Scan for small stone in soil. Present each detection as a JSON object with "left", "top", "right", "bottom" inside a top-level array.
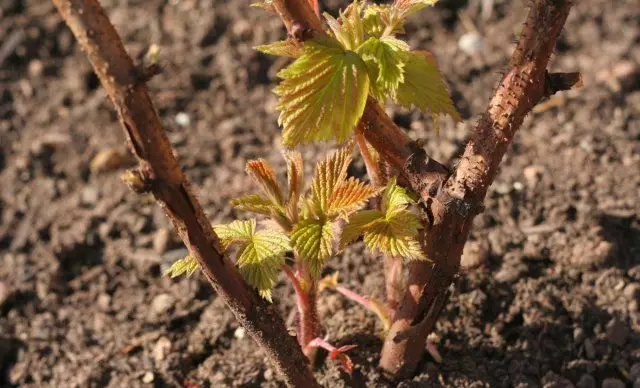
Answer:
[
  {"left": 576, "top": 374, "right": 596, "bottom": 388},
  {"left": 601, "top": 378, "right": 625, "bottom": 388},
  {"left": 605, "top": 317, "right": 629, "bottom": 346},
  {"left": 141, "top": 371, "right": 154, "bottom": 384},
  {"left": 153, "top": 228, "right": 170, "bottom": 254},
  {"left": 151, "top": 293, "right": 175, "bottom": 315},
  {"left": 461, "top": 240, "right": 489, "bottom": 269},
  {"left": 583, "top": 338, "right": 596, "bottom": 359},
  {"left": 153, "top": 336, "right": 172, "bottom": 363}
]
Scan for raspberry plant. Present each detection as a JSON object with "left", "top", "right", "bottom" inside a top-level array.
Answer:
[
  {"left": 166, "top": 0, "right": 457, "bottom": 370},
  {"left": 54, "top": 0, "right": 578, "bottom": 384}
]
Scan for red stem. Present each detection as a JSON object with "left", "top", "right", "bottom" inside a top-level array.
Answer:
[{"left": 282, "top": 265, "right": 322, "bottom": 359}]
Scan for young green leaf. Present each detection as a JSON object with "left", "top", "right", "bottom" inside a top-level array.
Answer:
[
  {"left": 231, "top": 194, "right": 280, "bottom": 217},
  {"left": 327, "top": 177, "right": 381, "bottom": 218},
  {"left": 393, "top": 0, "right": 438, "bottom": 19},
  {"left": 250, "top": 0, "right": 274, "bottom": 11},
  {"left": 274, "top": 37, "right": 370, "bottom": 146},
  {"left": 290, "top": 218, "right": 335, "bottom": 277},
  {"left": 255, "top": 40, "right": 302, "bottom": 58},
  {"left": 395, "top": 50, "right": 460, "bottom": 122},
  {"left": 284, "top": 151, "right": 304, "bottom": 223},
  {"left": 362, "top": 5, "right": 390, "bottom": 38},
  {"left": 309, "top": 145, "right": 352, "bottom": 215},
  {"left": 340, "top": 179, "right": 426, "bottom": 260},
  {"left": 357, "top": 36, "right": 409, "bottom": 100},
  {"left": 324, "top": 1, "right": 365, "bottom": 51},
  {"left": 213, "top": 220, "right": 291, "bottom": 301},
  {"left": 246, "top": 159, "right": 284, "bottom": 206},
  {"left": 164, "top": 254, "right": 200, "bottom": 278}
]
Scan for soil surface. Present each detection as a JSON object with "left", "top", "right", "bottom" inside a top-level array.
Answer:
[{"left": 1, "top": 0, "right": 639, "bottom": 387}]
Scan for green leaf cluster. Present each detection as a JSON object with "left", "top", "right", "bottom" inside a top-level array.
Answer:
[{"left": 256, "top": 0, "right": 459, "bottom": 147}]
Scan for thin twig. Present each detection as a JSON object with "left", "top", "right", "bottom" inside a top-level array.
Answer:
[{"left": 51, "top": 0, "right": 317, "bottom": 386}]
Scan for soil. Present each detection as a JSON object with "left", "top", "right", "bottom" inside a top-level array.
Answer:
[{"left": 1, "top": 0, "right": 639, "bottom": 387}]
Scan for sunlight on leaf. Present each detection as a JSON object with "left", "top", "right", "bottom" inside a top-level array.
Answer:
[
  {"left": 164, "top": 254, "right": 199, "bottom": 278},
  {"left": 290, "top": 218, "right": 335, "bottom": 277},
  {"left": 275, "top": 37, "right": 370, "bottom": 147},
  {"left": 393, "top": 0, "right": 438, "bottom": 18},
  {"left": 357, "top": 36, "right": 409, "bottom": 100},
  {"left": 231, "top": 194, "right": 279, "bottom": 216},
  {"left": 246, "top": 159, "right": 284, "bottom": 206},
  {"left": 324, "top": 1, "right": 365, "bottom": 51},
  {"left": 309, "top": 145, "right": 351, "bottom": 215},
  {"left": 340, "top": 178, "right": 426, "bottom": 260},
  {"left": 327, "top": 177, "right": 381, "bottom": 219},
  {"left": 395, "top": 50, "right": 460, "bottom": 122},
  {"left": 284, "top": 151, "right": 304, "bottom": 223},
  {"left": 255, "top": 40, "right": 302, "bottom": 58},
  {"left": 214, "top": 220, "right": 290, "bottom": 302}
]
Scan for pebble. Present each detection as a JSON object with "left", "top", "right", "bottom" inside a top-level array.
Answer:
[
  {"left": 234, "top": 327, "right": 246, "bottom": 339},
  {"left": 151, "top": 293, "right": 175, "bottom": 315},
  {"left": 80, "top": 186, "right": 100, "bottom": 207},
  {"left": 523, "top": 165, "right": 546, "bottom": 188},
  {"left": 576, "top": 374, "right": 596, "bottom": 388},
  {"left": 0, "top": 282, "right": 8, "bottom": 307},
  {"left": 175, "top": 112, "right": 191, "bottom": 127},
  {"left": 263, "top": 368, "right": 274, "bottom": 381},
  {"left": 458, "top": 32, "right": 484, "bottom": 56},
  {"left": 90, "top": 148, "right": 125, "bottom": 173},
  {"left": 97, "top": 293, "right": 111, "bottom": 311},
  {"left": 623, "top": 283, "right": 639, "bottom": 300},
  {"left": 573, "top": 327, "right": 585, "bottom": 342},
  {"left": 142, "top": 371, "right": 154, "bottom": 384},
  {"left": 153, "top": 336, "right": 172, "bottom": 363},
  {"left": 584, "top": 338, "right": 596, "bottom": 359},
  {"left": 461, "top": 240, "right": 489, "bottom": 269},
  {"left": 605, "top": 318, "right": 628, "bottom": 346},
  {"left": 601, "top": 378, "right": 625, "bottom": 388},
  {"left": 153, "top": 228, "right": 170, "bottom": 254}
]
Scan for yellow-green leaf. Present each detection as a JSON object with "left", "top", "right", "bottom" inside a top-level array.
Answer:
[
  {"left": 255, "top": 40, "right": 302, "bottom": 58},
  {"left": 395, "top": 50, "right": 460, "bottom": 122},
  {"left": 231, "top": 194, "right": 280, "bottom": 216},
  {"left": 290, "top": 218, "right": 335, "bottom": 277},
  {"left": 284, "top": 151, "right": 304, "bottom": 222},
  {"left": 340, "top": 209, "right": 384, "bottom": 247},
  {"left": 250, "top": 0, "right": 274, "bottom": 11},
  {"left": 357, "top": 36, "right": 409, "bottom": 101},
  {"left": 213, "top": 219, "right": 256, "bottom": 249},
  {"left": 246, "top": 159, "right": 284, "bottom": 206},
  {"left": 214, "top": 220, "right": 290, "bottom": 302},
  {"left": 362, "top": 5, "right": 389, "bottom": 38},
  {"left": 164, "top": 254, "right": 200, "bottom": 278},
  {"left": 340, "top": 179, "right": 426, "bottom": 261},
  {"left": 393, "top": 0, "right": 438, "bottom": 18},
  {"left": 274, "top": 37, "right": 370, "bottom": 147},
  {"left": 310, "top": 145, "right": 352, "bottom": 215},
  {"left": 324, "top": 1, "right": 365, "bottom": 51},
  {"left": 328, "top": 177, "right": 381, "bottom": 218}
]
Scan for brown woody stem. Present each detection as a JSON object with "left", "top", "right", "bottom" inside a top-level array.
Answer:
[
  {"left": 51, "top": 0, "right": 318, "bottom": 386},
  {"left": 380, "top": 0, "right": 577, "bottom": 378}
]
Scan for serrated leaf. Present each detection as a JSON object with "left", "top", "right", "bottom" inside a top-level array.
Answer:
[
  {"left": 236, "top": 229, "right": 290, "bottom": 302},
  {"left": 340, "top": 209, "right": 385, "bottom": 247},
  {"left": 250, "top": 0, "right": 274, "bottom": 11},
  {"left": 324, "top": 1, "right": 365, "bottom": 51},
  {"left": 231, "top": 194, "right": 280, "bottom": 216},
  {"left": 290, "top": 218, "right": 335, "bottom": 277},
  {"left": 340, "top": 179, "right": 426, "bottom": 260},
  {"left": 284, "top": 151, "right": 304, "bottom": 222},
  {"left": 310, "top": 146, "right": 352, "bottom": 215},
  {"left": 164, "top": 254, "right": 200, "bottom": 278},
  {"left": 362, "top": 5, "right": 388, "bottom": 38},
  {"left": 274, "top": 37, "right": 370, "bottom": 147},
  {"left": 246, "top": 159, "right": 284, "bottom": 206},
  {"left": 328, "top": 177, "right": 380, "bottom": 218},
  {"left": 395, "top": 50, "right": 460, "bottom": 122},
  {"left": 357, "top": 36, "right": 409, "bottom": 101},
  {"left": 213, "top": 219, "right": 256, "bottom": 249},
  {"left": 255, "top": 40, "right": 302, "bottom": 58},
  {"left": 393, "top": 0, "right": 438, "bottom": 18},
  {"left": 214, "top": 220, "right": 290, "bottom": 302}
]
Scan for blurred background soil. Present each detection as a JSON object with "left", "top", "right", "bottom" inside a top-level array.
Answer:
[{"left": 0, "top": 0, "right": 638, "bottom": 386}]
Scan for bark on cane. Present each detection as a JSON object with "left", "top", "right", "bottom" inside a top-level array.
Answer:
[
  {"left": 51, "top": 0, "right": 318, "bottom": 386},
  {"left": 379, "top": 0, "right": 578, "bottom": 378}
]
